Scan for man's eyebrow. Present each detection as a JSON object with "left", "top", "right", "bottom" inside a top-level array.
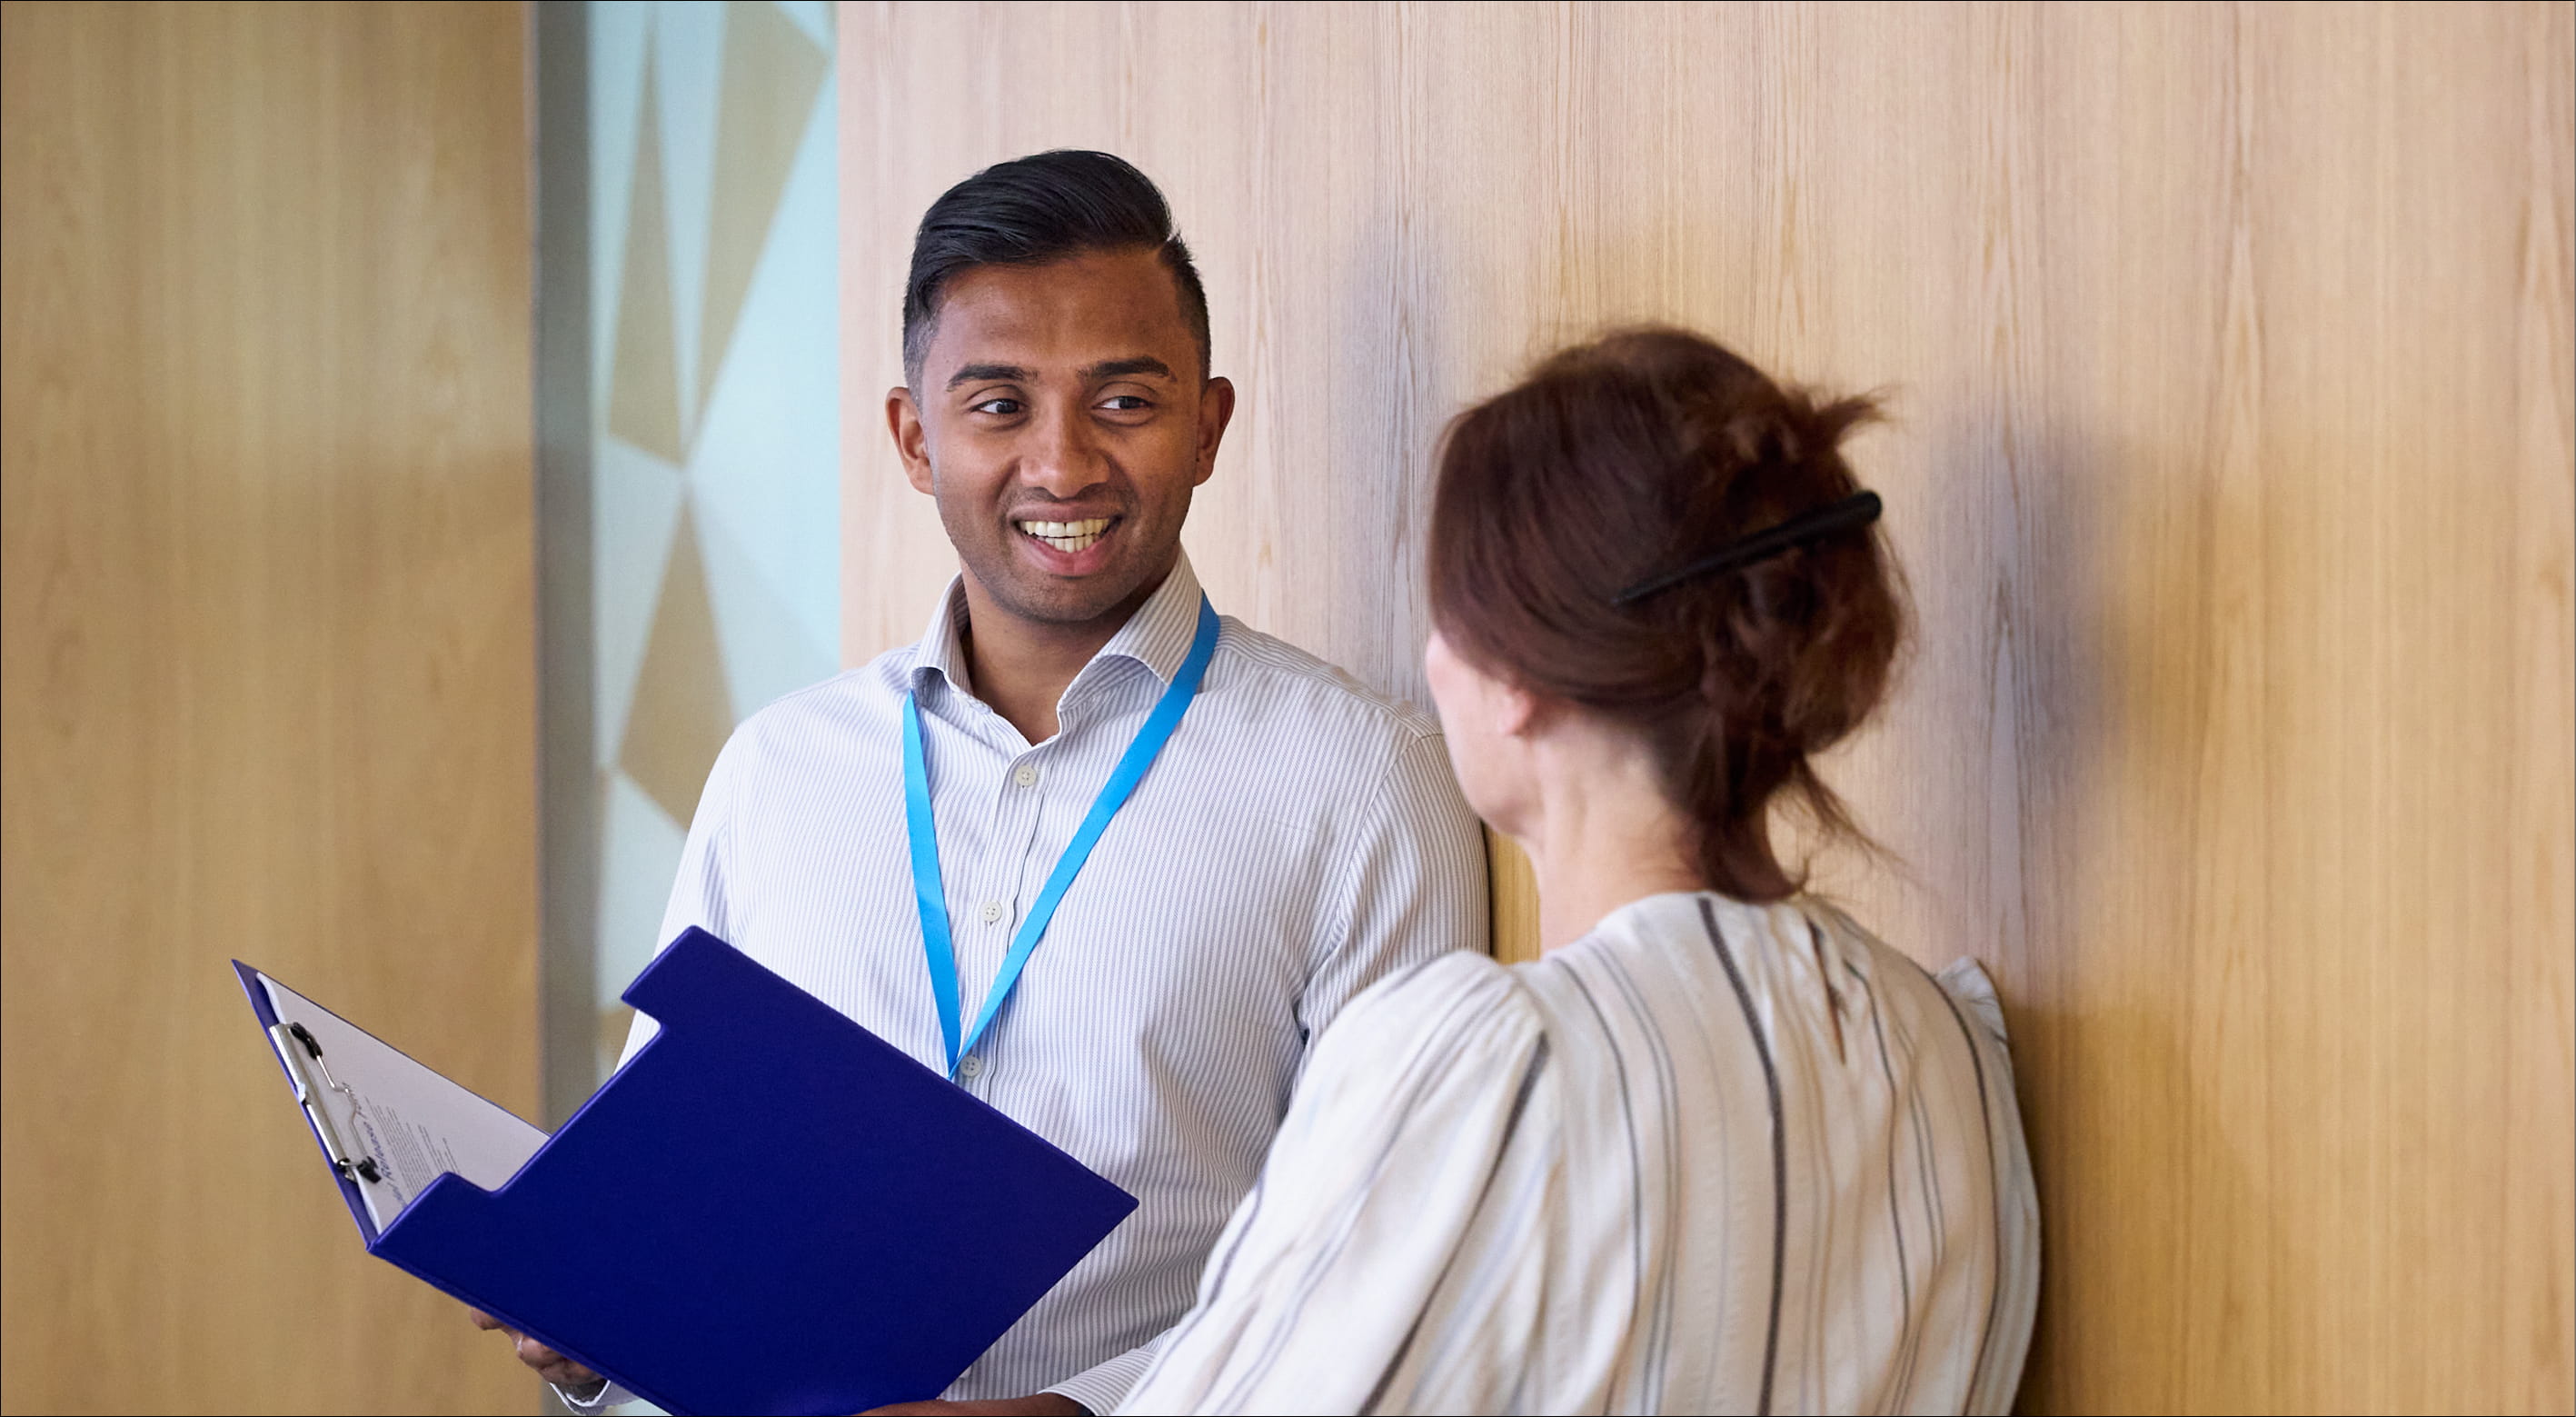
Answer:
[
  {"left": 945, "top": 362, "right": 1033, "bottom": 391},
  {"left": 1084, "top": 356, "right": 1176, "bottom": 382}
]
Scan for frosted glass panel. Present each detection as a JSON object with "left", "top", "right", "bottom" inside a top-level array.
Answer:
[{"left": 537, "top": 0, "right": 840, "bottom": 1136}]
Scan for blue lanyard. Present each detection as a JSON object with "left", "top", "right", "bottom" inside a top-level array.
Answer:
[{"left": 901, "top": 594, "right": 1219, "bottom": 1081}]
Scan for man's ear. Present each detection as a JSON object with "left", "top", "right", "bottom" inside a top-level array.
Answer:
[
  {"left": 1192, "top": 375, "right": 1237, "bottom": 487},
  {"left": 886, "top": 386, "right": 935, "bottom": 494}
]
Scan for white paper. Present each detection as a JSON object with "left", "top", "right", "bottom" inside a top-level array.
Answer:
[{"left": 259, "top": 974, "right": 550, "bottom": 1233}]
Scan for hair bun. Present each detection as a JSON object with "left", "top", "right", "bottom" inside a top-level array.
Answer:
[{"left": 1427, "top": 325, "right": 1907, "bottom": 902}]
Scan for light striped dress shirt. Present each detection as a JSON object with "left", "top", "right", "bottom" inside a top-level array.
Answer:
[
  {"left": 1121, "top": 891, "right": 2041, "bottom": 1416},
  {"left": 574, "top": 554, "right": 1488, "bottom": 1413}
]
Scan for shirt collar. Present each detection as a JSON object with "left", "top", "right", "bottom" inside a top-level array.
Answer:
[
  {"left": 909, "top": 551, "right": 1208, "bottom": 703},
  {"left": 1091, "top": 551, "right": 1208, "bottom": 686}
]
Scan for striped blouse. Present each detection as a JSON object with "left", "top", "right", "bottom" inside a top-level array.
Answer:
[{"left": 1119, "top": 891, "right": 2040, "bottom": 1416}]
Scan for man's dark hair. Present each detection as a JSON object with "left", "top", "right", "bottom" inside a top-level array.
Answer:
[{"left": 902, "top": 149, "right": 1211, "bottom": 385}]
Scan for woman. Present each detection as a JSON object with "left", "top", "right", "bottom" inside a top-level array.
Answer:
[{"left": 1119, "top": 328, "right": 2039, "bottom": 1416}]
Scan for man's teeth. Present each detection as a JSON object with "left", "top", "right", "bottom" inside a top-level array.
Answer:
[{"left": 1017, "top": 517, "right": 1111, "bottom": 553}]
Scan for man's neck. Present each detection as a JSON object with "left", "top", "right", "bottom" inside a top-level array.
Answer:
[{"left": 954, "top": 565, "right": 1172, "bottom": 743}]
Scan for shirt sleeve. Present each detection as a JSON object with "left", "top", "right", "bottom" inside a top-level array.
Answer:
[
  {"left": 1295, "top": 730, "right": 1491, "bottom": 1058},
  {"left": 1040, "top": 1336, "right": 1163, "bottom": 1414},
  {"left": 1070, "top": 731, "right": 1485, "bottom": 1414},
  {"left": 1934, "top": 958, "right": 2043, "bottom": 1417},
  {"left": 552, "top": 1375, "right": 624, "bottom": 1412},
  {"left": 1118, "top": 953, "right": 1551, "bottom": 1416}
]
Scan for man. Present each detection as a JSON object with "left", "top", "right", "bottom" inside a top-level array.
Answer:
[{"left": 478, "top": 150, "right": 1487, "bottom": 1415}]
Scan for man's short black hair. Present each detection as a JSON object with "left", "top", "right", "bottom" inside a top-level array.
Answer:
[{"left": 902, "top": 149, "right": 1211, "bottom": 386}]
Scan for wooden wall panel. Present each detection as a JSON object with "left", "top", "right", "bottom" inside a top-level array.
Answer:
[
  {"left": 1, "top": 4, "right": 538, "bottom": 1412},
  {"left": 838, "top": 2, "right": 2573, "bottom": 1411}
]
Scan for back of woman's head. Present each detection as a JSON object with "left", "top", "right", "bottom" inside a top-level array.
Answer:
[{"left": 1427, "top": 326, "right": 1907, "bottom": 902}]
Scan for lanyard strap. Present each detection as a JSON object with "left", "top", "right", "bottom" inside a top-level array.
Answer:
[{"left": 902, "top": 594, "right": 1220, "bottom": 1080}]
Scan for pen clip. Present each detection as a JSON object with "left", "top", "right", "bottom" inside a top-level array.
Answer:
[{"left": 269, "top": 1023, "right": 383, "bottom": 1184}]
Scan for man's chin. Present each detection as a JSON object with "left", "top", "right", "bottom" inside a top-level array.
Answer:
[{"left": 970, "top": 561, "right": 1160, "bottom": 630}]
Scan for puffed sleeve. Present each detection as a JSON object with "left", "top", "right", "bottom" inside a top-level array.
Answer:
[{"left": 1119, "top": 953, "right": 1557, "bottom": 1416}]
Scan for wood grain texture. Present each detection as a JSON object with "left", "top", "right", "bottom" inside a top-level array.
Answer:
[
  {"left": 0, "top": 4, "right": 540, "bottom": 1412},
  {"left": 838, "top": 2, "right": 2574, "bottom": 1410},
  {"left": 1487, "top": 830, "right": 1543, "bottom": 967}
]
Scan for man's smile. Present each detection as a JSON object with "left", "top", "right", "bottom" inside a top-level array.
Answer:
[{"left": 1014, "top": 515, "right": 1116, "bottom": 554}]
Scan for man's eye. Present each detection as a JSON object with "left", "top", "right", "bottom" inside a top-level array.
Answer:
[
  {"left": 971, "top": 397, "right": 1023, "bottom": 415},
  {"left": 1099, "top": 395, "right": 1151, "bottom": 412}
]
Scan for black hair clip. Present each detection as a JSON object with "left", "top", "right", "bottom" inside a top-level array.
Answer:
[{"left": 1610, "top": 491, "right": 1883, "bottom": 607}]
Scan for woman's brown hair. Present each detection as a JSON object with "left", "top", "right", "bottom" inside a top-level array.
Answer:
[{"left": 1427, "top": 326, "right": 1906, "bottom": 902}]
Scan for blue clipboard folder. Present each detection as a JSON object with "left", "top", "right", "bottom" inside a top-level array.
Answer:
[{"left": 235, "top": 927, "right": 1139, "bottom": 1416}]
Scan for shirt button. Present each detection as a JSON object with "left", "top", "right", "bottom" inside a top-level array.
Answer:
[
  {"left": 1013, "top": 764, "right": 1039, "bottom": 788},
  {"left": 958, "top": 1056, "right": 984, "bottom": 1079},
  {"left": 980, "top": 900, "right": 1003, "bottom": 924}
]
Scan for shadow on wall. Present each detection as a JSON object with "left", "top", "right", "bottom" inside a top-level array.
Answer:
[
  {"left": 2030, "top": 421, "right": 2308, "bottom": 1410},
  {"left": 1327, "top": 194, "right": 1457, "bottom": 710}
]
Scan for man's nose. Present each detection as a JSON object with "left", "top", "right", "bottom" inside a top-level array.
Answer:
[{"left": 1020, "top": 404, "right": 1105, "bottom": 496}]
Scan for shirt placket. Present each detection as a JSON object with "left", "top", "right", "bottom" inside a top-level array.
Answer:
[{"left": 954, "top": 733, "right": 1048, "bottom": 1087}]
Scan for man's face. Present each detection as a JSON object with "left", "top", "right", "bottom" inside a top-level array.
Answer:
[{"left": 887, "top": 247, "right": 1234, "bottom": 630}]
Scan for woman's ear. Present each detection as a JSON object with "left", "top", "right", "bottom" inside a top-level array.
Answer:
[
  {"left": 1492, "top": 675, "right": 1543, "bottom": 741},
  {"left": 1427, "top": 627, "right": 1543, "bottom": 748}
]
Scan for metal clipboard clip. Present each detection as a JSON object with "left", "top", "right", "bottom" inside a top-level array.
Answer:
[{"left": 269, "top": 1021, "right": 385, "bottom": 1185}]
